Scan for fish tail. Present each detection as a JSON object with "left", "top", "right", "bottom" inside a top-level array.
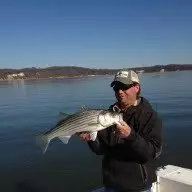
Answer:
[{"left": 36, "top": 134, "right": 50, "bottom": 154}]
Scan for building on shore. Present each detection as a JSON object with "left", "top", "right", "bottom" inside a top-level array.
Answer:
[
  {"left": 136, "top": 70, "right": 145, "bottom": 74},
  {"left": 7, "top": 72, "right": 25, "bottom": 80},
  {"left": 160, "top": 69, "right": 165, "bottom": 72}
]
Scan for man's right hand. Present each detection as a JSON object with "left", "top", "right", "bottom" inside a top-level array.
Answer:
[{"left": 76, "top": 132, "right": 91, "bottom": 141}]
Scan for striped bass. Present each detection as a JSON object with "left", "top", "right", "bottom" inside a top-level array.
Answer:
[{"left": 36, "top": 109, "right": 123, "bottom": 153}]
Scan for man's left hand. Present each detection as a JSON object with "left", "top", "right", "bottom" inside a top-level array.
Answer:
[{"left": 115, "top": 121, "right": 131, "bottom": 138}]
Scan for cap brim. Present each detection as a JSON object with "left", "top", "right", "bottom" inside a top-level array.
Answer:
[
  {"left": 110, "top": 79, "right": 132, "bottom": 87},
  {"left": 111, "top": 81, "right": 123, "bottom": 87}
]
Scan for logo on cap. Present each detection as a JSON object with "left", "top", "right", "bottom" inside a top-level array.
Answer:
[{"left": 116, "top": 71, "right": 129, "bottom": 78}]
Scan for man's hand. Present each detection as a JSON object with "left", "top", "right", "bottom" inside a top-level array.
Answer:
[
  {"left": 115, "top": 121, "right": 131, "bottom": 138},
  {"left": 75, "top": 132, "right": 91, "bottom": 141}
]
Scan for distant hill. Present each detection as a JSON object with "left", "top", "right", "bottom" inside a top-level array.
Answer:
[
  {"left": 0, "top": 66, "right": 119, "bottom": 79},
  {"left": 0, "top": 64, "right": 192, "bottom": 79}
]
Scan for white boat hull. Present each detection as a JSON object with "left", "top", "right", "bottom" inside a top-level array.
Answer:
[{"left": 91, "top": 165, "right": 192, "bottom": 192}]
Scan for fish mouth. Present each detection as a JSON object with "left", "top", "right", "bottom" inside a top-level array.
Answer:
[
  {"left": 97, "top": 110, "right": 122, "bottom": 127},
  {"left": 97, "top": 111, "right": 111, "bottom": 127}
]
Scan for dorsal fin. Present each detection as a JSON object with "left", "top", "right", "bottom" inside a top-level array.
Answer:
[
  {"left": 80, "top": 105, "right": 90, "bottom": 111},
  {"left": 59, "top": 112, "right": 70, "bottom": 119}
]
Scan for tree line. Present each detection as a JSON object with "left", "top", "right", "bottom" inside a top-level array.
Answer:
[{"left": 0, "top": 64, "right": 192, "bottom": 79}]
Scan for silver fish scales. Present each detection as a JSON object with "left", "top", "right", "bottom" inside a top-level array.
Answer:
[{"left": 36, "top": 109, "right": 123, "bottom": 153}]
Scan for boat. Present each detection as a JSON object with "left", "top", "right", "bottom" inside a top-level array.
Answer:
[{"left": 91, "top": 165, "right": 192, "bottom": 192}]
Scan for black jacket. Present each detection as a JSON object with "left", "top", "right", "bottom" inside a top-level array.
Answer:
[{"left": 88, "top": 97, "right": 162, "bottom": 192}]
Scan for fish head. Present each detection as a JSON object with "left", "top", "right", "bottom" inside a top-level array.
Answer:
[{"left": 98, "top": 110, "right": 123, "bottom": 127}]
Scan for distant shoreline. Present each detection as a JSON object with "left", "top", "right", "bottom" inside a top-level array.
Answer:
[
  {"left": 1, "top": 69, "right": 192, "bottom": 82},
  {"left": 0, "top": 74, "right": 111, "bottom": 82},
  {"left": 1, "top": 64, "right": 192, "bottom": 80}
]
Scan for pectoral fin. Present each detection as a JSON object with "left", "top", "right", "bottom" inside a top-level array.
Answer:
[
  {"left": 58, "top": 136, "right": 71, "bottom": 144},
  {"left": 90, "top": 131, "right": 98, "bottom": 141}
]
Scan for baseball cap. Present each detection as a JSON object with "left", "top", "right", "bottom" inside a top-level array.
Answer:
[{"left": 111, "top": 70, "right": 140, "bottom": 87}]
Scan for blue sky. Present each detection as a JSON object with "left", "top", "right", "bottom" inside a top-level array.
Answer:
[{"left": 0, "top": 0, "right": 192, "bottom": 69}]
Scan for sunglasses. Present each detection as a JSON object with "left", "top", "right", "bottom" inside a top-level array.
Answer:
[{"left": 113, "top": 84, "right": 134, "bottom": 92}]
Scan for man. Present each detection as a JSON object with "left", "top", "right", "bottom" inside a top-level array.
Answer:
[{"left": 78, "top": 70, "right": 162, "bottom": 192}]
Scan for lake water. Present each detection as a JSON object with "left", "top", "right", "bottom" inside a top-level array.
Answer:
[{"left": 0, "top": 71, "right": 192, "bottom": 192}]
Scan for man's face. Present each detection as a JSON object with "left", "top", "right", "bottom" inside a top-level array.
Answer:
[{"left": 113, "top": 82, "right": 140, "bottom": 106}]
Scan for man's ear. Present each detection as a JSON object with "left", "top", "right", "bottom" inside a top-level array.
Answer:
[{"left": 134, "top": 84, "right": 140, "bottom": 93}]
